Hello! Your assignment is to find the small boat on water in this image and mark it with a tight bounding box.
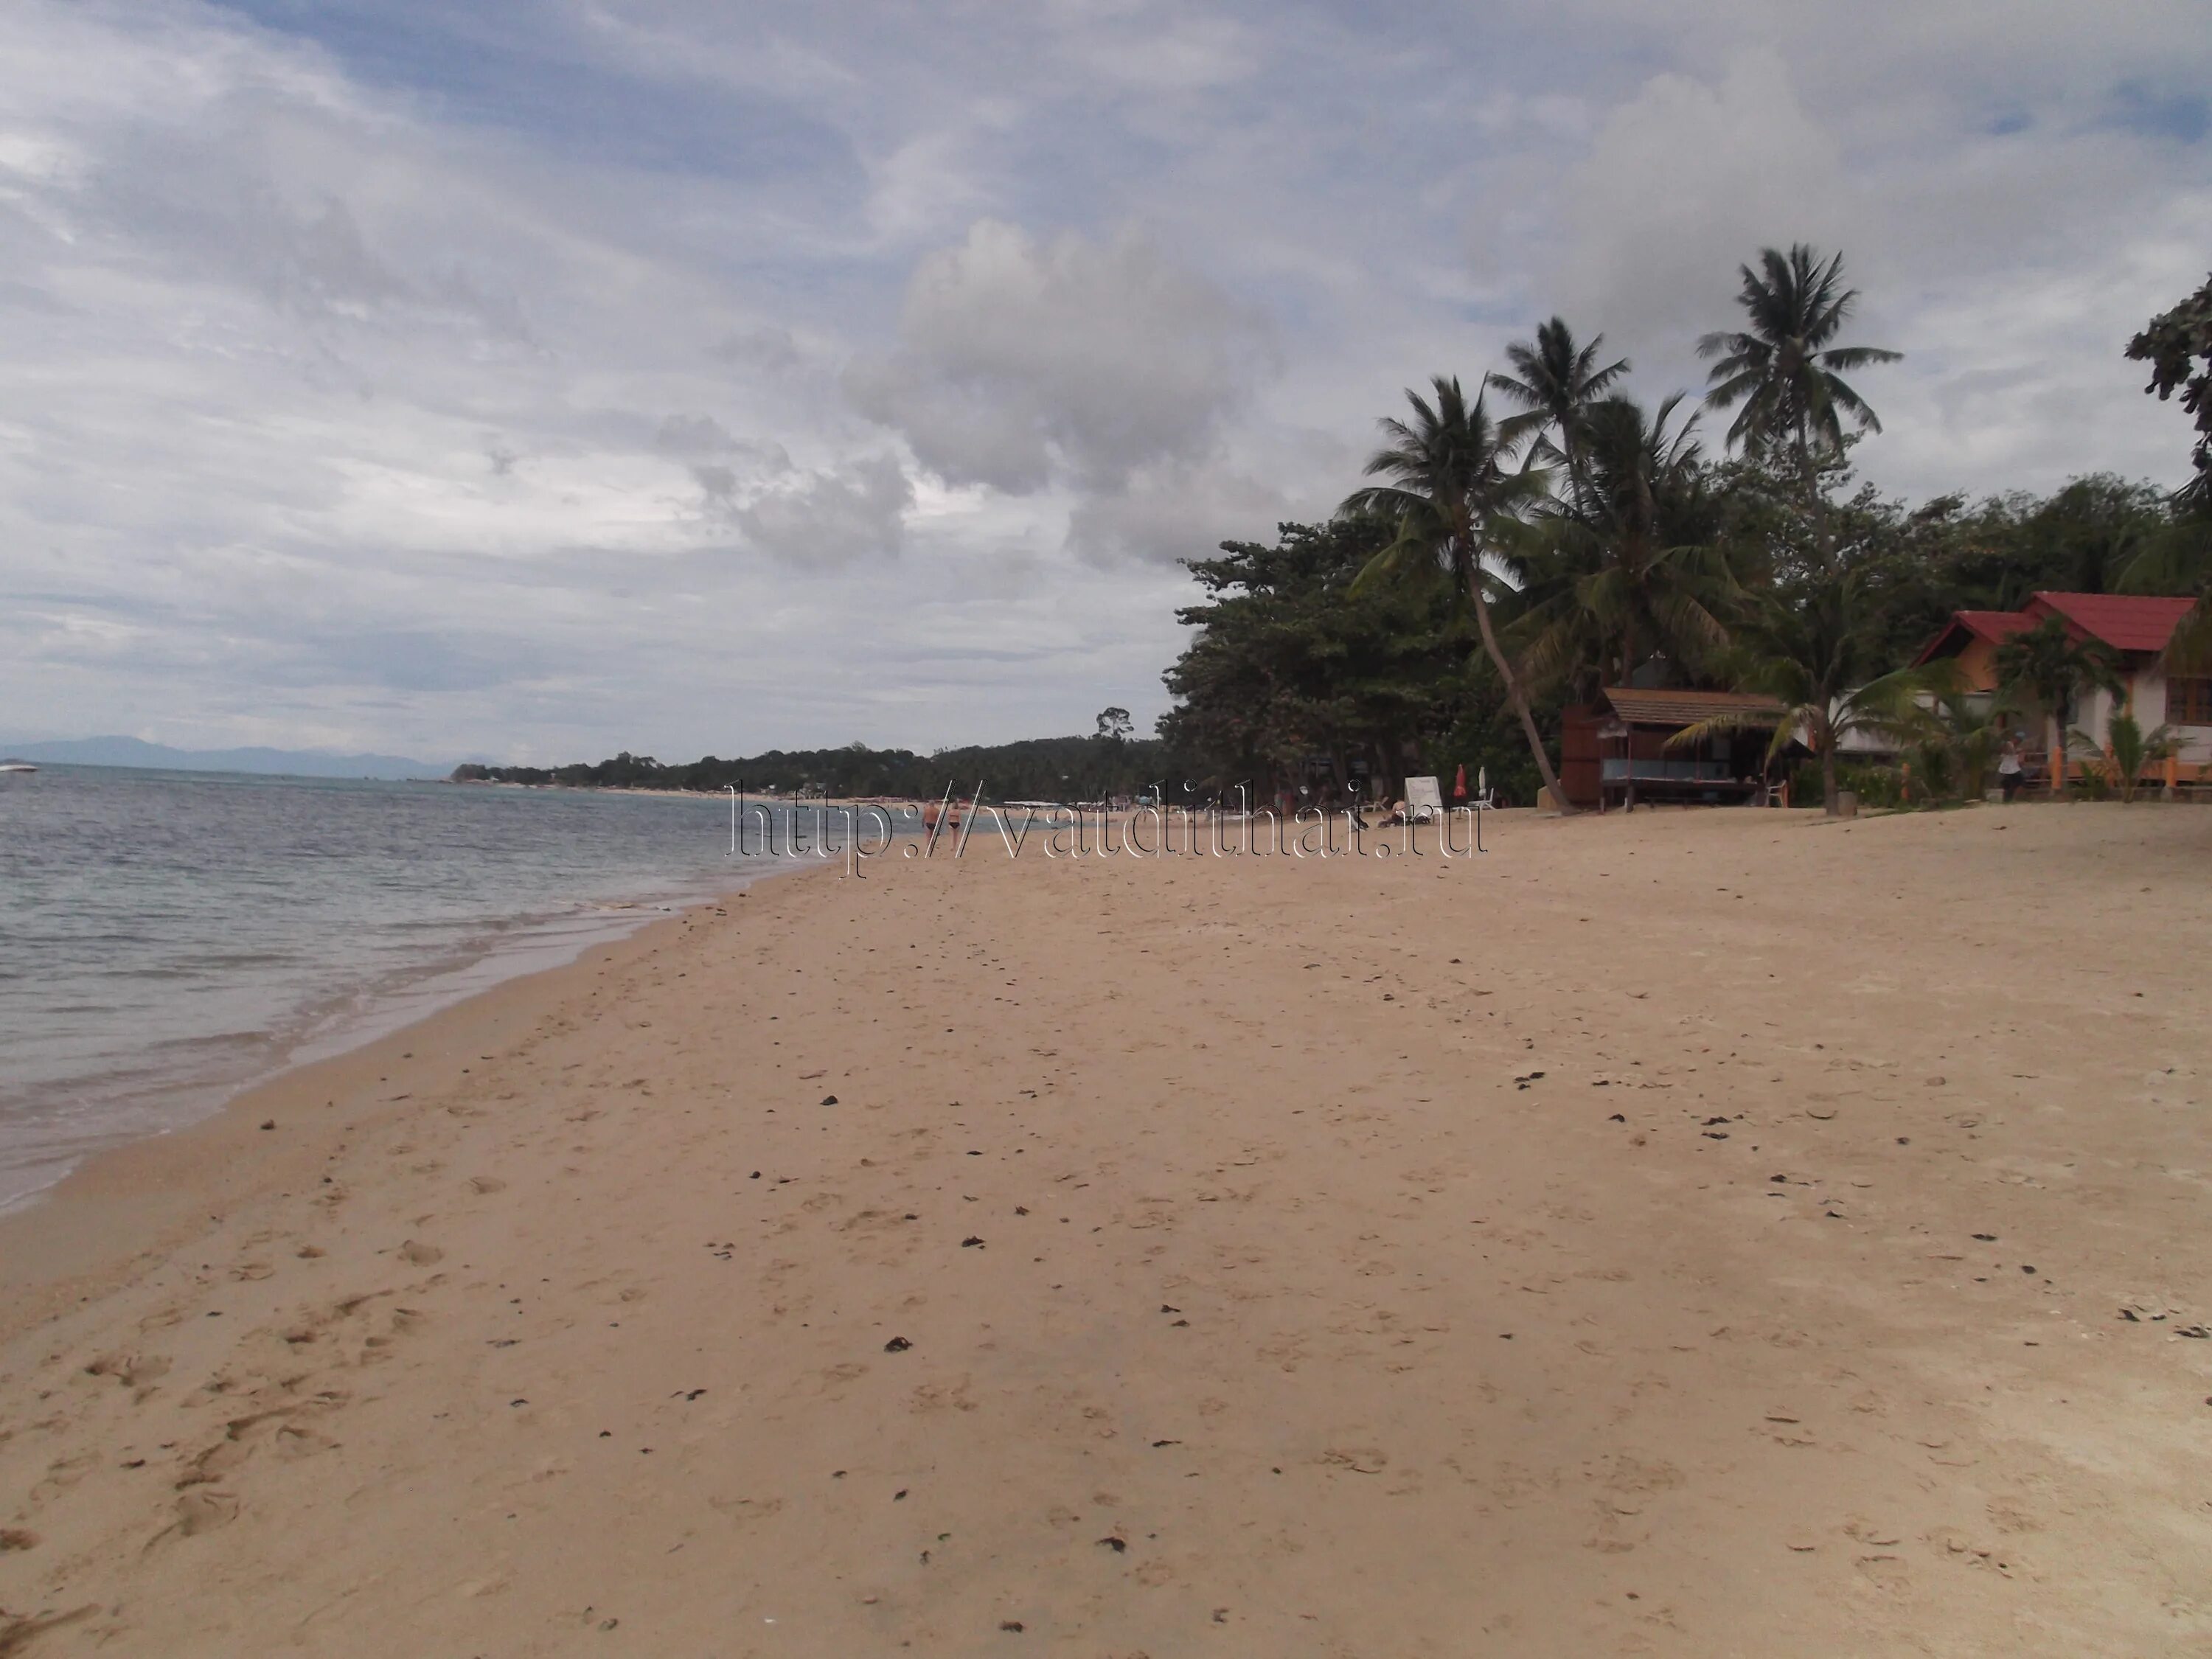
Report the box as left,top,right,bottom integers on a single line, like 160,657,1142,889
0,761,38,773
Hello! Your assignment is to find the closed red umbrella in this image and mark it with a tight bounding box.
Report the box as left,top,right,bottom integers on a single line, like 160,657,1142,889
1452,763,1468,800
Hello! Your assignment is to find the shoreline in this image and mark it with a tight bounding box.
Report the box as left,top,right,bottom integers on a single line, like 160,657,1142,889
0,766,802,1217
0,900,682,1220
0,866,817,1338
1,805,2208,1655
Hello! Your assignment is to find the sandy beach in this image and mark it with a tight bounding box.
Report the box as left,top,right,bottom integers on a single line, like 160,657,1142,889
2,804,2210,1656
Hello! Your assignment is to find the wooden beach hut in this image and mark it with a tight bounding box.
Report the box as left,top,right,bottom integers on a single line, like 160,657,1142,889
1562,687,1792,811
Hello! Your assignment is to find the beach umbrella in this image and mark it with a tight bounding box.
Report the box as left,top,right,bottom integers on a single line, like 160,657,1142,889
1452,763,1467,800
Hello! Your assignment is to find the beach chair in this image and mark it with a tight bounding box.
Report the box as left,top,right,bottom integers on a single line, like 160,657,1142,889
1403,775,1444,824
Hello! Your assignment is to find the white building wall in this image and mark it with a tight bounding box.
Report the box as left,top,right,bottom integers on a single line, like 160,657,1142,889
2136,671,2167,728
2071,684,2116,748
2134,667,2212,764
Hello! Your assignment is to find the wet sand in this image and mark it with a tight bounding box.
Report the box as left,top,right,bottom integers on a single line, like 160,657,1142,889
2,803,2210,1655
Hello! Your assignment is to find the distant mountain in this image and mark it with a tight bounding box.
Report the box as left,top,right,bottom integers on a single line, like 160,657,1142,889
0,736,448,780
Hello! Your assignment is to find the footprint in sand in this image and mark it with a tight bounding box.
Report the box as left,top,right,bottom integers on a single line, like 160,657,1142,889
1853,1554,1911,1591
708,1495,785,1526
1318,1447,1388,1475
85,1353,171,1390
165,1488,242,1540
816,1363,869,1399
0,1608,95,1649
398,1240,443,1266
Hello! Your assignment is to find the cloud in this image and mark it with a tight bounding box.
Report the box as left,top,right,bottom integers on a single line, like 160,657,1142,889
1066,456,1287,566
846,220,1274,494
1555,49,1855,359
734,453,914,566
0,0,2208,761
707,324,803,372
655,414,741,455
1051,9,1259,95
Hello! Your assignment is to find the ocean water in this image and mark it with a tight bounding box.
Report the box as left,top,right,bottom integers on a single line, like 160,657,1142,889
0,767,840,1210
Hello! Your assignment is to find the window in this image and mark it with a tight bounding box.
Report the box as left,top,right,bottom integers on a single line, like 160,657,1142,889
2170,676,2212,726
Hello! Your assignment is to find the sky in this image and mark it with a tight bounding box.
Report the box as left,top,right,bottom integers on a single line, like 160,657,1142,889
2,0,2207,764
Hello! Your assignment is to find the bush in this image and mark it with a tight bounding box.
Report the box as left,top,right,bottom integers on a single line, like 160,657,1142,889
1787,757,1908,808
2069,762,2115,801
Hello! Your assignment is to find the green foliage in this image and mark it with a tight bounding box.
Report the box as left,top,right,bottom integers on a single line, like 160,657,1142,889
1786,757,1906,809
2070,761,2116,802
1698,244,1901,474
1671,532,1953,813
1157,517,1562,805
2126,271,2212,512
2067,711,2181,804
1485,317,1630,475
1921,692,2004,801
1507,392,1739,698
1341,376,1574,807
451,733,1173,803
1850,474,2175,668
1992,614,2124,780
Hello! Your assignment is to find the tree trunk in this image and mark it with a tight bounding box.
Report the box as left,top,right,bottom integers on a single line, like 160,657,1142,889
1821,740,1840,815
1468,573,1575,813
2048,711,2065,797
1796,425,1837,575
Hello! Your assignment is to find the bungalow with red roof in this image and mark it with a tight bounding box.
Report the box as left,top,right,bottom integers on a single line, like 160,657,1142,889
1916,591,2212,785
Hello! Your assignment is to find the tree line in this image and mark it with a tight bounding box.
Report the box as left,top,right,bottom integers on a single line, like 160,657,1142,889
450,712,1169,804
1162,248,2212,815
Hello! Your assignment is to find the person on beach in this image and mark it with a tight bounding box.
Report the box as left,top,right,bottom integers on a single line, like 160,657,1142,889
1998,737,2024,803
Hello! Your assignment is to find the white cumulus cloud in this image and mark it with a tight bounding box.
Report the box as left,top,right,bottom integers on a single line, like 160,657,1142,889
846,220,1274,495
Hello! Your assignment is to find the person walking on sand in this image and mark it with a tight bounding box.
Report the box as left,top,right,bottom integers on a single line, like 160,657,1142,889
1998,737,2024,804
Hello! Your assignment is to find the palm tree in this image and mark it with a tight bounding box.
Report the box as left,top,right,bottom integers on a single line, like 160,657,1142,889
1509,394,1736,695
1992,615,2123,796
1486,318,1630,485
1673,565,1949,815
2067,710,2180,803
1342,376,1573,811
1698,245,1900,547
1922,689,2006,801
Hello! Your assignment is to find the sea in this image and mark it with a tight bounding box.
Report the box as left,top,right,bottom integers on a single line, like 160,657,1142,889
0,766,861,1211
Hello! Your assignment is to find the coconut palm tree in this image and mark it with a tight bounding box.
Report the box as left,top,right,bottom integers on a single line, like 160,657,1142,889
1509,393,1736,695
1698,245,1900,544
1342,376,1573,811
1992,615,2123,795
1672,564,1950,815
1486,318,1630,486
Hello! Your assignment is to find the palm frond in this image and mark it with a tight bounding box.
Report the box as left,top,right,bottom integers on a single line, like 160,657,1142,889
1818,345,1904,372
